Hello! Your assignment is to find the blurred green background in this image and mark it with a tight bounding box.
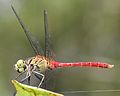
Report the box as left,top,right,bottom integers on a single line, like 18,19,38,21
0,0,120,96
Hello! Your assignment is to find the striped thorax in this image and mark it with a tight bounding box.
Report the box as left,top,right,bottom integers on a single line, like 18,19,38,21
15,55,51,73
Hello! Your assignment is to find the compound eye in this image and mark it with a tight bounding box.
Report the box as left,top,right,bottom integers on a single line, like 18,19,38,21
15,59,26,73
16,59,25,67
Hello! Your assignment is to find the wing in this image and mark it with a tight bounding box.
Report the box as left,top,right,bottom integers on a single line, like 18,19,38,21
11,5,43,55
44,10,53,58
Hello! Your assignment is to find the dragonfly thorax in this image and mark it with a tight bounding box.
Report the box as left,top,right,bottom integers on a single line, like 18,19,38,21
25,55,49,72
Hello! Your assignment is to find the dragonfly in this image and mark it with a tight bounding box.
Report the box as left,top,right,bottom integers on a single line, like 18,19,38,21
11,5,114,88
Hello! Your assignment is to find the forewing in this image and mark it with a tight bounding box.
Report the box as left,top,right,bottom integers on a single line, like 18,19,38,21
44,10,54,58
11,5,43,55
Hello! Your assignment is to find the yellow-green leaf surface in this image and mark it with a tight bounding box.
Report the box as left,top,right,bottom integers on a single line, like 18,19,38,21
12,80,64,96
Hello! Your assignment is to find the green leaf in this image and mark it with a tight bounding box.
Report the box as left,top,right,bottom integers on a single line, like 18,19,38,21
12,80,64,96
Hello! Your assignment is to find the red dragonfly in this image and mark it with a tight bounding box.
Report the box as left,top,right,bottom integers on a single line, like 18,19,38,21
11,5,114,88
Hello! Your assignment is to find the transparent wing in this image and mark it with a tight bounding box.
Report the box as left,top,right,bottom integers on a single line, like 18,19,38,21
44,10,53,58
11,5,43,55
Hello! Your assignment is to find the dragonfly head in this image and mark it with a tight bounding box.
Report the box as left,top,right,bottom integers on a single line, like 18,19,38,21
15,59,27,73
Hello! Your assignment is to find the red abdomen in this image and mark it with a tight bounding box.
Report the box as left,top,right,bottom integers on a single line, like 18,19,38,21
50,61,114,69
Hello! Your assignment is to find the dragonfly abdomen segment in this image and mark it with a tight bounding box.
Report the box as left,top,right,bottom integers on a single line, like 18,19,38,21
51,61,114,69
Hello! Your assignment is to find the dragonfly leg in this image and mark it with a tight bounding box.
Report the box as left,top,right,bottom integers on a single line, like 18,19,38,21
28,76,30,85
13,74,31,96
33,71,45,87
33,72,41,80
15,70,27,80
27,69,31,85
20,72,31,83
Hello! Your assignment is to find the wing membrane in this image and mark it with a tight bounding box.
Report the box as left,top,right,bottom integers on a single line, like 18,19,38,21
44,10,52,58
11,5,43,55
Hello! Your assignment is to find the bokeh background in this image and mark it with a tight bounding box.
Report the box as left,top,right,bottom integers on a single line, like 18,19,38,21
0,0,120,96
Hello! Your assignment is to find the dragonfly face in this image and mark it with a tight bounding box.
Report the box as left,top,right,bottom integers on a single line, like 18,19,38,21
15,59,27,73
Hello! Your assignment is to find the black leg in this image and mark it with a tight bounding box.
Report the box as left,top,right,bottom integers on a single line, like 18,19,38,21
28,76,31,85
33,72,42,80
